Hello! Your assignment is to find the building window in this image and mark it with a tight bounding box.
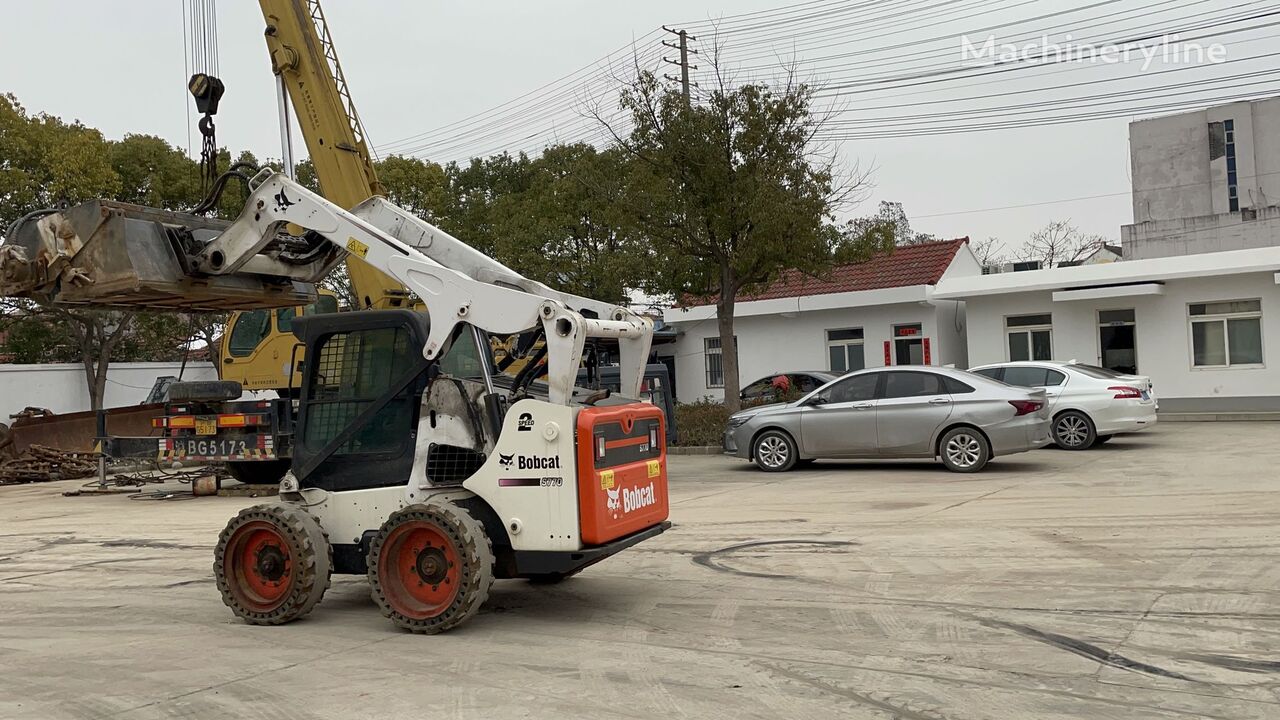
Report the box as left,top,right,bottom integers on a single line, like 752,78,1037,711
1189,300,1263,368
1225,119,1239,212
893,323,925,365
704,336,736,388
826,328,865,374
1006,314,1053,362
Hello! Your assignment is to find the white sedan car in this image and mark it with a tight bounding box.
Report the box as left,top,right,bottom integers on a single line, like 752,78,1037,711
969,361,1157,450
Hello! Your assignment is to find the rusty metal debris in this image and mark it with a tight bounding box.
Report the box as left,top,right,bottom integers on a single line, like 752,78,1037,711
0,422,16,460
0,445,100,485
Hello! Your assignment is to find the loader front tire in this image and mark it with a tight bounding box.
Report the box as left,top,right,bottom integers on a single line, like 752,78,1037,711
214,503,332,625
367,500,494,634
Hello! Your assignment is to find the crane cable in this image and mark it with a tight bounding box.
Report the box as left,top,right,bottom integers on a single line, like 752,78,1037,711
185,0,225,197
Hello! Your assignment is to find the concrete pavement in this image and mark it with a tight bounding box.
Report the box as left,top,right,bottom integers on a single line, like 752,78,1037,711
1,422,1278,719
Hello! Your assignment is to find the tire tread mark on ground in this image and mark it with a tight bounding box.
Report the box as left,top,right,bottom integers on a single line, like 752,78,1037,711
1175,653,1280,674
980,619,1196,682
691,539,857,580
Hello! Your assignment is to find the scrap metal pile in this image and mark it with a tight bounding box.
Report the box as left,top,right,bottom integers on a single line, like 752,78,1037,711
0,444,100,485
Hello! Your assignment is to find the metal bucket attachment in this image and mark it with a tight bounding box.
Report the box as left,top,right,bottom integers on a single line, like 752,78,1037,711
0,200,316,311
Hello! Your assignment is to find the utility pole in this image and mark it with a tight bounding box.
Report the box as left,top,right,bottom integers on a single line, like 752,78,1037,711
662,26,698,106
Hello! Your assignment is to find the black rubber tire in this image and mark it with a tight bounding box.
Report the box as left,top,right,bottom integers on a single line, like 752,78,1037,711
1053,411,1097,451
225,459,290,486
367,501,495,634
938,427,991,473
214,503,332,625
1095,434,1114,445
753,430,799,472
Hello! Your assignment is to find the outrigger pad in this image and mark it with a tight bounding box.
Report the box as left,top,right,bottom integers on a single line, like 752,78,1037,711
0,200,316,312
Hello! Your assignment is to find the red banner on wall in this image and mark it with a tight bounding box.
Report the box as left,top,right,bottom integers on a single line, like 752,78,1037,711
883,341,892,365
923,338,932,365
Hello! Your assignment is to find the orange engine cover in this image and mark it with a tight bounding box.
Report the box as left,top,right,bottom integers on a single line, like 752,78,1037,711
576,403,670,546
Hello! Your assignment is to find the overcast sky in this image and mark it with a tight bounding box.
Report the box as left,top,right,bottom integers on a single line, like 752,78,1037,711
3,1,1273,253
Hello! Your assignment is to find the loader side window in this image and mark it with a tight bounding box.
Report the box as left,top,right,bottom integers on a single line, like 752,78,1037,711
227,310,272,357
303,327,416,456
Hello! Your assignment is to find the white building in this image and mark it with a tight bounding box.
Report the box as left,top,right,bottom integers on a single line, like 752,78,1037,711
934,246,1280,413
0,362,218,421
1123,96,1280,260
661,239,981,402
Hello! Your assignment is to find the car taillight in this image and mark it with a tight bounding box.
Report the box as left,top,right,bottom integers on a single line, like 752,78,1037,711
1110,386,1142,399
1008,400,1043,416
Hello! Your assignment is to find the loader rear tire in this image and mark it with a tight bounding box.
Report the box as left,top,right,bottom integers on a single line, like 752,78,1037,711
214,503,332,625
368,500,494,634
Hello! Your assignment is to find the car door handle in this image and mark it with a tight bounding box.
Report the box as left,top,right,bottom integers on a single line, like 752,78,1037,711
853,403,873,410
928,398,951,405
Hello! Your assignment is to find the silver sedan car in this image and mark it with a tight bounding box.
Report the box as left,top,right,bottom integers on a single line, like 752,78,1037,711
724,367,1052,473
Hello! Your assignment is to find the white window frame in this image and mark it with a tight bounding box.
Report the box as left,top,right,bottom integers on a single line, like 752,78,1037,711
825,328,865,374
1187,299,1264,370
1005,314,1054,362
703,336,737,389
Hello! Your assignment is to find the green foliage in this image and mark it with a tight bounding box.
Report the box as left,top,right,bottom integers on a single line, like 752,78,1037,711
847,200,938,248
0,94,120,223
0,95,235,408
110,134,202,210
672,399,732,447
604,70,872,408
377,155,448,221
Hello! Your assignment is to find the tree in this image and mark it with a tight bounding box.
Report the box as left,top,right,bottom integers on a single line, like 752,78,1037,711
848,201,938,246
971,237,1009,267
595,64,871,410
1021,220,1106,268
0,95,240,409
487,144,644,303
110,134,202,210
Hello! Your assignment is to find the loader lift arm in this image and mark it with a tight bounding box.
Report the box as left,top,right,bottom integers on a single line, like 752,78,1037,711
200,170,654,404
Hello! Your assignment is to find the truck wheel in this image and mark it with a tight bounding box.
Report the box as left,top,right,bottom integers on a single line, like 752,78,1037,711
225,459,290,485
368,500,495,634
214,504,332,625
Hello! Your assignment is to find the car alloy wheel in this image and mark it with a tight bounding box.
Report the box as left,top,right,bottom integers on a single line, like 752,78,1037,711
1054,412,1094,449
753,430,798,472
944,433,982,469
757,435,789,469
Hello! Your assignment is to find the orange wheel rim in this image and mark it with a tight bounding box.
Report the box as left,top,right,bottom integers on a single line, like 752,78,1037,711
379,520,461,620
226,520,294,612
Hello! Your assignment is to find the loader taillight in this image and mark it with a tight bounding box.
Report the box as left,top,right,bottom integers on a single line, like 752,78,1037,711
1110,386,1142,399
1008,400,1043,416
649,426,659,450
596,435,607,460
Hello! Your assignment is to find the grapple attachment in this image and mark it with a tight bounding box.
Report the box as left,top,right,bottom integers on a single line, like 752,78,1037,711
0,200,316,311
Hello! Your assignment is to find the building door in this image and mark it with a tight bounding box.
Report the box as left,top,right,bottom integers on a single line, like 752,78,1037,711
892,323,925,365
1098,309,1138,374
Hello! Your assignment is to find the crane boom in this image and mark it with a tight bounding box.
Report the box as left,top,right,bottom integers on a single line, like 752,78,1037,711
259,0,409,311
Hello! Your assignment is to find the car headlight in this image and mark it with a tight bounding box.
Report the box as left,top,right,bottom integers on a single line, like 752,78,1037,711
727,415,751,429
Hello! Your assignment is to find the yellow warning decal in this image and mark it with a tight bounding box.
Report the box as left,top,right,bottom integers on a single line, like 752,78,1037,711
346,237,369,258
647,460,661,478
600,469,615,490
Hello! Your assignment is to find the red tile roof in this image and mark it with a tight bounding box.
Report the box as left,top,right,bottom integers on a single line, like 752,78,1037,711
682,238,970,307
